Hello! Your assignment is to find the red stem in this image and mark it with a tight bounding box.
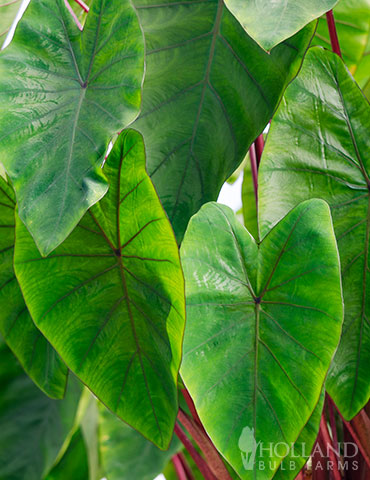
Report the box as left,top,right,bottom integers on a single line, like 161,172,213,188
255,134,264,166
174,423,215,480
326,396,338,452
73,0,89,13
249,143,258,207
325,11,342,58
178,452,196,480
334,407,370,469
319,415,341,480
178,409,232,480
181,388,204,429
172,454,188,480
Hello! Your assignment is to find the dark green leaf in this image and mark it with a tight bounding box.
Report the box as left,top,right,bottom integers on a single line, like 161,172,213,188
223,0,336,51
99,402,181,480
0,176,68,398
180,199,342,479
45,428,89,480
0,0,144,256
14,130,186,449
132,0,315,242
0,339,81,480
258,46,370,420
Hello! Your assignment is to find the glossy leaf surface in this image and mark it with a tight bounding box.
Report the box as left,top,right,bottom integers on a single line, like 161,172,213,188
180,200,342,479
312,0,370,73
0,0,21,45
0,339,81,480
223,0,336,51
0,0,144,256
259,47,370,420
14,130,185,449
132,0,315,242
0,176,68,398
99,403,181,480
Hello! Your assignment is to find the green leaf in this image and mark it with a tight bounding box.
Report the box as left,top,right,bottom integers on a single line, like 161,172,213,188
0,0,21,45
180,199,342,480
355,31,370,100
0,176,68,399
0,339,82,480
132,0,315,242
0,0,144,256
223,0,337,51
258,46,370,420
273,391,324,480
45,428,89,480
312,0,370,73
99,402,181,480
14,130,186,449
242,156,258,240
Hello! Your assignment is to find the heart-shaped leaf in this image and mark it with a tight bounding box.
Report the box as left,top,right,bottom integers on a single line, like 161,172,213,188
223,0,337,51
132,0,315,242
99,402,181,480
0,339,82,480
14,130,185,449
0,0,21,46
0,176,68,398
180,199,342,479
258,47,370,420
0,0,144,256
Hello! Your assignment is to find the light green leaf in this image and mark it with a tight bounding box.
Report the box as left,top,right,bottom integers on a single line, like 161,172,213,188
0,0,144,256
14,130,186,449
223,0,337,51
355,31,370,99
180,199,342,480
132,0,315,242
0,0,21,45
45,428,90,480
0,176,68,398
258,46,370,420
99,402,181,480
0,339,81,480
312,0,370,74
242,155,258,240
273,391,324,480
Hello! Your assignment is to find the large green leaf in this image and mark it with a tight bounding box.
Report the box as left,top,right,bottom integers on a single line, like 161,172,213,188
14,130,186,449
0,0,21,45
0,339,82,480
0,176,68,398
0,0,144,256
355,32,370,99
258,47,370,420
312,0,370,74
223,0,336,51
180,199,342,479
99,402,181,480
132,0,315,242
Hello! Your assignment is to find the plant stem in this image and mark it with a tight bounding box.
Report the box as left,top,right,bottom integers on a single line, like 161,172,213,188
249,143,258,207
181,388,204,429
326,396,338,452
173,453,188,480
174,423,215,480
319,414,341,480
325,11,342,58
73,0,89,13
178,408,232,480
255,133,264,166
334,406,370,469
178,452,196,480
63,0,83,30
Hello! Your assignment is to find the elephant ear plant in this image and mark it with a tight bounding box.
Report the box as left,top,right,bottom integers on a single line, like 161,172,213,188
0,0,369,479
